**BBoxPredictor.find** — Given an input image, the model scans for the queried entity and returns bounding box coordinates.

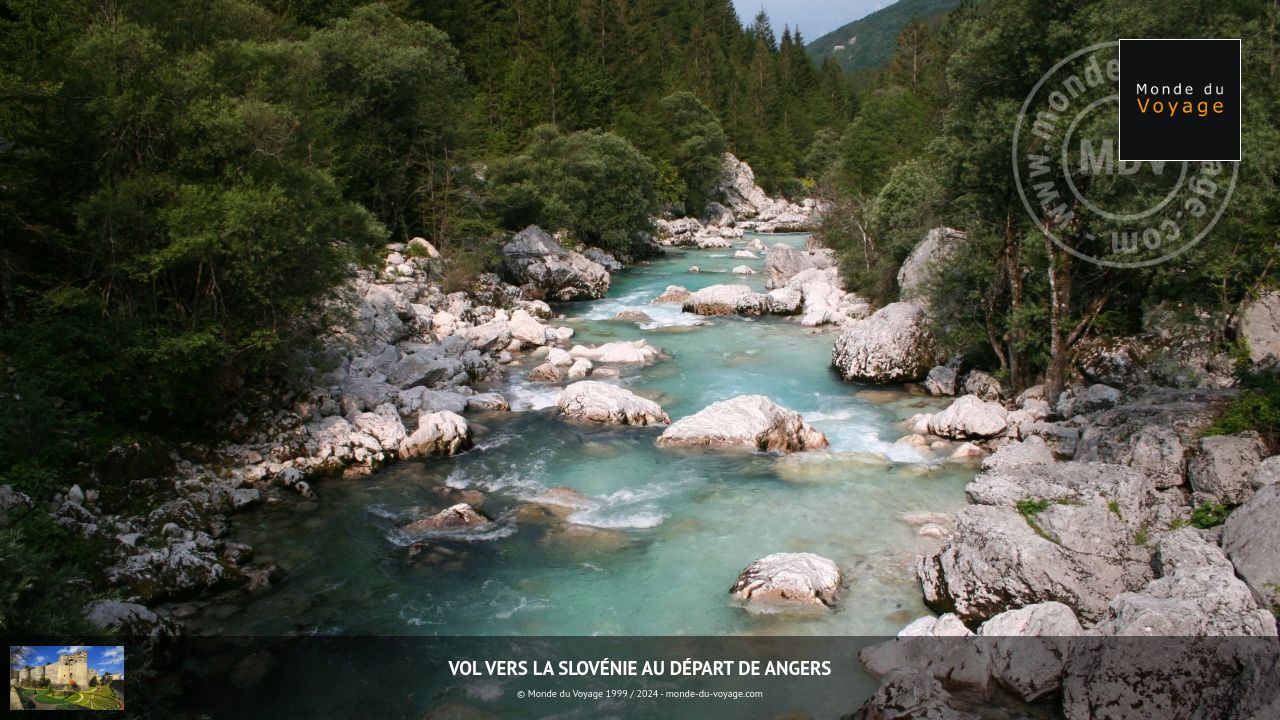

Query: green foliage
[1016,498,1051,516]
[659,92,729,213]
[1205,372,1280,445]
[488,126,657,253]
[1190,503,1231,529]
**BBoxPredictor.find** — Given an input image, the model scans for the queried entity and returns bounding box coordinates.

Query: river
[187,232,975,637]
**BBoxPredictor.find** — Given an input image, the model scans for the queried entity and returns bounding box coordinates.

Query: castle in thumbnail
[11,651,100,690]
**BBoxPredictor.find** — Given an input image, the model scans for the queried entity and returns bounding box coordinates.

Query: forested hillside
[0,0,850,631]
[812,0,1280,406]
[805,0,962,73]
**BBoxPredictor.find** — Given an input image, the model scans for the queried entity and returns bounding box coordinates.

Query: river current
[189,232,974,637]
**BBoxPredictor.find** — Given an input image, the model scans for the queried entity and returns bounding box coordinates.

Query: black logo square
[1119,38,1240,161]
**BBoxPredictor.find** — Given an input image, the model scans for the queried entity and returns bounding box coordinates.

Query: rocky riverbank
[1,153,827,638]
[837,227,1280,718]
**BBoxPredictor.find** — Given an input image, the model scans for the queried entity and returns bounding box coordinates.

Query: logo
[1012,41,1237,268]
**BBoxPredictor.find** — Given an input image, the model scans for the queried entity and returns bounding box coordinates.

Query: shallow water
[191,233,975,637]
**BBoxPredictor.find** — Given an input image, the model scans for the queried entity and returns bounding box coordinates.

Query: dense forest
[812,0,1280,405]
[0,0,849,631]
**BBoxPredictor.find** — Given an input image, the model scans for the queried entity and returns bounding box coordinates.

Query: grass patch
[1107,500,1122,518]
[1016,498,1051,516]
[1190,503,1230,529]
[1015,497,1082,543]
[1134,521,1150,546]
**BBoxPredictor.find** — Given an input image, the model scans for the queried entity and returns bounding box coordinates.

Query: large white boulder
[729,552,842,610]
[656,395,828,453]
[568,340,662,364]
[832,302,937,383]
[399,411,472,457]
[897,227,964,302]
[556,382,670,426]
[682,284,771,316]
[928,395,1009,439]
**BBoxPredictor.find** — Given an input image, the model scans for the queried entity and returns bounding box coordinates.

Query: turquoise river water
[189,232,976,637]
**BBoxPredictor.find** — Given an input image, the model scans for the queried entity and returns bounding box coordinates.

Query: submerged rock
[656,395,828,453]
[568,339,662,364]
[613,309,654,324]
[832,302,937,383]
[651,285,691,304]
[400,503,489,536]
[556,381,670,426]
[729,552,842,610]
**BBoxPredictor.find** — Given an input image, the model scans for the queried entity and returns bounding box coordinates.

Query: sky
[731,0,888,41]
[10,646,125,678]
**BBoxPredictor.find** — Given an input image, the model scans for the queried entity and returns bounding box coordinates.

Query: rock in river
[399,411,472,457]
[832,302,937,383]
[682,284,771,316]
[556,381,671,426]
[729,552,842,611]
[400,503,490,536]
[656,395,828,453]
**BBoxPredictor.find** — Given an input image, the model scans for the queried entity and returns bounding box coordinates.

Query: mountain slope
[805,0,962,72]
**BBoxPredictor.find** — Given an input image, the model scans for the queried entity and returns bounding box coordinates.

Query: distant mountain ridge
[805,0,963,72]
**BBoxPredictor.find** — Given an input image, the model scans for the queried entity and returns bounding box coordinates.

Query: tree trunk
[1044,236,1071,405]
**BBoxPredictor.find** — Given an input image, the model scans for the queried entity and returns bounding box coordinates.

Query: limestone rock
[1058,383,1122,417]
[928,396,1008,439]
[84,600,179,640]
[613,309,653,324]
[1222,483,1280,617]
[400,503,489,536]
[682,284,771,316]
[832,302,937,383]
[1239,289,1280,364]
[925,366,958,396]
[978,602,1083,637]
[731,264,755,275]
[352,404,407,453]
[1093,529,1276,636]
[729,552,842,610]
[1187,431,1266,505]
[897,227,964,302]
[527,362,562,382]
[500,225,610,300]
[917,504,1152,624]
[399,411,472,457]
[657,395,829,453]
[651,285,691,304]
[763,244,835,289]
[962,371,1004,402]
[566,358,593,379]
[766,287,803,315]
[556,381,670,426]
[980,436,1055,471]
[850,667,979,720]
[568,339,662,364]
